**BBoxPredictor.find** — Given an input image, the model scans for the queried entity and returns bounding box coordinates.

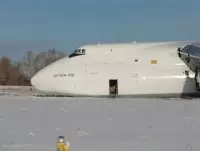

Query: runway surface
[0,96,200,151]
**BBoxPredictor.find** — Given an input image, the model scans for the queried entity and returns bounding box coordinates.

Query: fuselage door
[109,79,118,96]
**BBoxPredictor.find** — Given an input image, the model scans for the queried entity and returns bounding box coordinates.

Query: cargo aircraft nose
[31,69,49,92]
[30,74,37,87]
[31,62,56,92]
[30,58,68,93]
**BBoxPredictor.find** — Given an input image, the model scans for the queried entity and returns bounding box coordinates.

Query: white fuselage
[31,41,198,97]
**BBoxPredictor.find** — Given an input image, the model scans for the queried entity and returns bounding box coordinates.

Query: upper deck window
[69,49,86,58]
[82,49,86,54]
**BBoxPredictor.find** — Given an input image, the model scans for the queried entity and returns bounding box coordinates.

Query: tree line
[0,49,67,86]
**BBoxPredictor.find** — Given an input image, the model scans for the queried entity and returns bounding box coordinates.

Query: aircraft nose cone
[31,75,35,87]
[31,72,43,90]
[31,69,50,91]
[30,58,67,93]
[30,74,38,88]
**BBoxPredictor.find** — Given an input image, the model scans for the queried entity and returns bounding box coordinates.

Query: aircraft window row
[75,49,86,54]
[69,49,86,58]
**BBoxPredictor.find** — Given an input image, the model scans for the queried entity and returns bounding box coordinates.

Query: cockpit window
[69,49,86,58]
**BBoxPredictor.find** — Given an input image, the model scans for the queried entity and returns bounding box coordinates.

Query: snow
[0,86,38,96]
[0,96,200,151]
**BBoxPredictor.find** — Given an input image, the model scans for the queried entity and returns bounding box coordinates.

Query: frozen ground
[0,86,38,96]
[0,96,200,151]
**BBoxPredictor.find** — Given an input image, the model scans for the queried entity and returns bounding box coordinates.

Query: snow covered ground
[0,96,200,151]
[0,86,38,96]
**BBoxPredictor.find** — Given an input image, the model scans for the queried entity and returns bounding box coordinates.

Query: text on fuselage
[53,73,75,78]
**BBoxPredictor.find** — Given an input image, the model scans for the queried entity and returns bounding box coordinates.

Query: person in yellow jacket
[56,136,71,151]
[63,141,71,151]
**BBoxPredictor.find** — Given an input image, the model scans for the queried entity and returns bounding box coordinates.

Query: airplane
[31,40,200,98]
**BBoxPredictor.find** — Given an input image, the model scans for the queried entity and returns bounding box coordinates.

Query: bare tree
[0,57,11,85]
[18,51,36,80]
[6,65,21,85]
[18,49,66,80]
[34,49,66,72]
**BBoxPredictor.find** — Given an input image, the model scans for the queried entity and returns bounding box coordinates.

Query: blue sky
[0,0,200,60]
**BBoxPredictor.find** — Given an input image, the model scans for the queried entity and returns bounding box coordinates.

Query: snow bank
[0,86,32,89]
[0,86,38,96]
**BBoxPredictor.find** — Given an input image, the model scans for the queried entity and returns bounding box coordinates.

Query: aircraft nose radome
[31,58,67,92]
[30,75,36,87]
[31,73,40,88]
[31,72,42,90]
[31,70,48,91]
